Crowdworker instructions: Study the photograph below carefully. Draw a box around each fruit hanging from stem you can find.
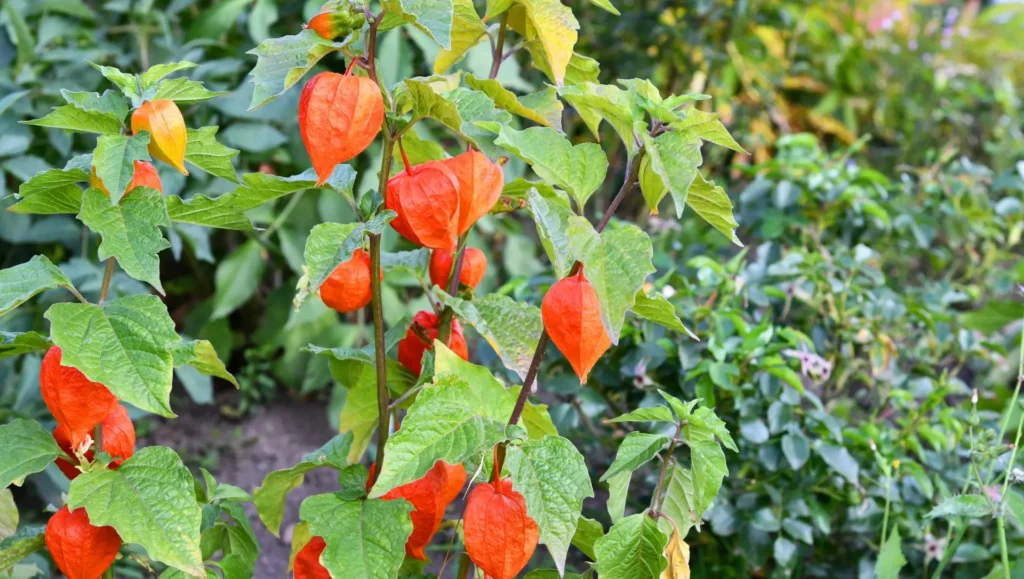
[319,248,380,313]
[40,346,119,448]
[299,66,384,185]
[305,0,365,40]
[397,310,468,376]
[131,100,188,175]
[90,160,163,198]
[464,477,539,579]
[429,247,487,289]
[541,268,612,383]
[385,142,461,251]
[45,506,121,579]
[442,150,504,235]
[54,404,135,480]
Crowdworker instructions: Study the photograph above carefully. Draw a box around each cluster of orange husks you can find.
[41,347,136,578]
[294,4,611,572]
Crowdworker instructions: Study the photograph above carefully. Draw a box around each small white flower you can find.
[660,285,676,299]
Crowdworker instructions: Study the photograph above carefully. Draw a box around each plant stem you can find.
[507,148,644,427]
[987,317,1024,485]
[369,232,389,484]
[489,12,509,80]
[880,471,892,545]
[931,524,966,579]
[260,190,305,241]
[98,258,115,304]
[651,422,683,513]
[998,517,1011,579]
[67,286,89,304]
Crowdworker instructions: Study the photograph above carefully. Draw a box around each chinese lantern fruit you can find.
[397,311,468,376]
[299,71,384,185]
[440,462,467,505]
[131,100,188,175]
[45,506,121,579]
[385,153,461,251]
[443,150,503,235]
[464,478,539,579]
[90,161,163,198]
[319,248,379,313]
[541,269,611,383]
[294,536,331,579]
[54,405,135,481]
[306,0,365,39]
[40,346,119,448]
[370,460,459,560]
[429,248,486,289]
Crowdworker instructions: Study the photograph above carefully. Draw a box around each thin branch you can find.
[489,12,510,80]
[98,258,115,305]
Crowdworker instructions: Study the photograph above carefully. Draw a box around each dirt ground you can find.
[145,399,339,579]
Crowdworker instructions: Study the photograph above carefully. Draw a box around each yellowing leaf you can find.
[661,528,691,579]
[512,0,579,86]
[434,0,487,73]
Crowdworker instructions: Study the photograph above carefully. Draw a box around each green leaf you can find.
[247,30,355,110]
[494,125,608,209]
[171,339,239,388]
[300,495,413,579]
[165,196,251,231]
[22,105,123,135]
[687,173,741,246]
[153,78,229,104]
[638,129,703,219]
[600,432,668,482]
[961,300,1024,334]
[369,372,507,497]
[0,419,60,489]
[631,291,698,340]
[505,435,594,575]
[875,527,907,579]
[606,472,629,523]
[67,446,203,575]
[926,495,994,519]
[513,0,579,86]
[334,358,384,463]
[92,133,152,203]
[3,2,33,70]
[672,109,746,153]
[781,433,809,470]
[381,249,431,282]
[141,62,197,88]
[445,87,514,159]
[88,62,140,99]
[815,444,859,485]
[436,292,542,380]
[399,78,463,133]
[78,187,170,293]
[658,463,697,537]
[570,221,656,344]
[185,127,240,183]
[45,294,179,417]
[608,406,676,424]
[60,89,130,123]
[303,212,396,295]
[0,255,77,318]
[558,83,638,152]
[210,240,267,319]
[433,0,487,73]
[254,433,352,537]
[571,516,604,560]
[593,513,668,579]
[0,526,46,572]
[681,409,729,531]
[587,0,620,15]
[0,331,51,359]
[527,188,576,278]
[383,0,455,50]
[464,74,555,128]
[10,167,88,214]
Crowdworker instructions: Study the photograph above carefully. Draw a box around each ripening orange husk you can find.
[90,161,163,197]
[386,159,461,250]
[45,506,121,579]
[299,71,384,185]
[294,536,330,579]
[541,269,612,383]
[131,100,188,175]
[40,346,119,448]
[319,248,380,313]
[54,404,135,480]
[464,477,539,579]
[397,310,468,376]
[442,150,503,235]
[429,248,486,289]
